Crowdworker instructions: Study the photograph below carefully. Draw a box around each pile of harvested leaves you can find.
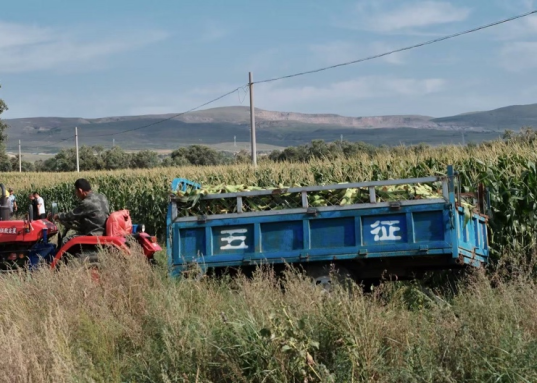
[171,182,460,217]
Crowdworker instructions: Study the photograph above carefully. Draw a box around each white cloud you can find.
[247,48,284,73]
[478,1,537,72]
[520,0,536,9]
[0,21,168,73]
[309,41,407,66]
[8,83,242,118]
[255,76,446,112]
[500,41,537,71]
[121,77,448,117]
[198,22,231,43]
[3,76,447,119]
[496,0,535,13]
[0,22,54,49]
[493,15,537,41]
[488,1,537,41]
[341,1,471,33]
[370,42,407,64]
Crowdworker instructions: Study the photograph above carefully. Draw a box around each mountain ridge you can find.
[5,106,441,129]
[4,103,537,152]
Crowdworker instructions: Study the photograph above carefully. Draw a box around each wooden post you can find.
[75,127,80,172]
[249,72,257,167]
[18,140,21,172]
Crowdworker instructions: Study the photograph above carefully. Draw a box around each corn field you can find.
[2,139,537,382]
[4,140,537,263]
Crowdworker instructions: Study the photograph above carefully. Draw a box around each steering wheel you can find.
[47,213,71,247]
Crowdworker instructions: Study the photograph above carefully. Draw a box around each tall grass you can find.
[0,250,536,382]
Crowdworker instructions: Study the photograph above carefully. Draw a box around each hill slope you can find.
[432,103,537,130]
[4,103,537,152]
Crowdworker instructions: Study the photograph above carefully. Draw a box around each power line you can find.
[10,132,76,151]
[11,85,244,151]
[32,136,75,150]
[254,9,537,84]
[90,85,246,138]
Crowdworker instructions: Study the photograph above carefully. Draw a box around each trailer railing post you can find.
[301,191,308,208]
[368,186,376,203]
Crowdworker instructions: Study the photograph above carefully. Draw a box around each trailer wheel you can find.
[306,263,354,292]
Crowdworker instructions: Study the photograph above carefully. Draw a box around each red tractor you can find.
[0,185,161,272]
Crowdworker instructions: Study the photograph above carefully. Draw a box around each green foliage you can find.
[130,149,160,169]
[9,155,35,172]
[101,146,130,170]
[38,146,102,172]
[502,127,537,144]
[234,149,252,164]
[268,139,378,162]
[31,144,241,172]
[0,85,11,171]
[171,144,230,166]
[36,145,163,172]
[173,182,442,216]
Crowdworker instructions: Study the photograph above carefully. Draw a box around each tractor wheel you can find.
[305,263,355,292]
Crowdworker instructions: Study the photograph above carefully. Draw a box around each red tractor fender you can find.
[136,232,163,257]
[50,236,130,269]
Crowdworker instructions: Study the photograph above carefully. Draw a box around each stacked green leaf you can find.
[173,182,448,217]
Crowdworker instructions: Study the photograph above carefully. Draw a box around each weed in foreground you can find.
[0,250,535,382]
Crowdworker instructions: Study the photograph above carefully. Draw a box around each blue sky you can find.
[1,0,536,119]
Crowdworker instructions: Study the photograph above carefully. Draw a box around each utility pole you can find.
[75,126,80,173]
[18,140,21,172]
[249,72,257,166]
[234,136,236,148]
[340,134,343,143]
[113,138,115,147]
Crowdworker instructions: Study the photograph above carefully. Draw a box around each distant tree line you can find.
[2,140,386,172]
[27,145,237,172]
[3,129,533,172]
[266,139,379,162]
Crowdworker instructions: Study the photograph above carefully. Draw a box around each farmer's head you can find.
[74,178,92,200]
[8,188,13,195]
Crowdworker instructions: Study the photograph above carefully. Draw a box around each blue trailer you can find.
[166,166,489,285]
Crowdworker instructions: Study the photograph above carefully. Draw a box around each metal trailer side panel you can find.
[455,206,489,267]
[168,202,463,276]
[166,167,490,278]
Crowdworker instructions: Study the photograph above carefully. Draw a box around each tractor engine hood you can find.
[0,219,58,243]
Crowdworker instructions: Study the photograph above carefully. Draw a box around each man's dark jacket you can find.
[58,192,110,235]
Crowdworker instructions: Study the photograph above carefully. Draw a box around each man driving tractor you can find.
[52,179,110,244]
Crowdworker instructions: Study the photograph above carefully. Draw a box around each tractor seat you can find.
[105,210,133,237]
